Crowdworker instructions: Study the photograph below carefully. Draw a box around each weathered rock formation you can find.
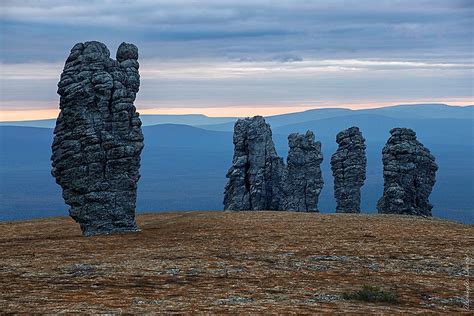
[377,128,438,216]
[330,127,366,213]
[224,116,324,211]
[223,116,285,211]
[51,41,144,236]
[283,131,324,212]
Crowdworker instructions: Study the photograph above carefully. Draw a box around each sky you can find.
[0,0,473,120]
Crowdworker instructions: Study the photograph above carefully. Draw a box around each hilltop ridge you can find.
[0,211,471,313]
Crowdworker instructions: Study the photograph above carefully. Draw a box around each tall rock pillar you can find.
[224,116,324,212]
[283,131,324,212]
[51,41,144,236]
[377,128,438,216]
[330,127,367,213]
[223,116,285,211]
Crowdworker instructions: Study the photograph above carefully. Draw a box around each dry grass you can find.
[0,211,472,313]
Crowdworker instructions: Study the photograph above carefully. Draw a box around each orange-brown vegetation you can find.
[0,211,472,313]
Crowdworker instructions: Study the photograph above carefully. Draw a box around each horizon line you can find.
[0,101,473,122]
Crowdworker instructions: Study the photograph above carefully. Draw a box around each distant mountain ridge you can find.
[0,114,238,128]
[198,103,474,131]
[0,103,472,223]
[273,114,472,145]
[1,103,472,129]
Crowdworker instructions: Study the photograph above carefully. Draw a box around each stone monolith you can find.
[377,128,438,216]
[283,131,324,212]
[330,127,366,213]
[51,41,144,236]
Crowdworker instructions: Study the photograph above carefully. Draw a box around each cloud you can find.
[0,62,63,80]
[1,0,472,63]
[1,58,471,81]
[1,57,472,112]
[1,0,472,115]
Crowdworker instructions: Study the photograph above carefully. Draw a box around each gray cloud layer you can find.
[1,0,472,112]
[2,0,473,63]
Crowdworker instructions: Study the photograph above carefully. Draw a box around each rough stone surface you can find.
[51,41,144,236]
[223,116,285,211]
[330,127,366,213]
[224,116,323,211]
[377,128,438,216]
[283,131,324,212]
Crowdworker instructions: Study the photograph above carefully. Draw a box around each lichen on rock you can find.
[377,128,438,216]
[330,127,367,213]
[51,41,144,236]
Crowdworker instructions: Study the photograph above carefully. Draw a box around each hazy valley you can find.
[1,103,473,223]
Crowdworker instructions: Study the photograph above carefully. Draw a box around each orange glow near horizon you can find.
[0,108,60,122]
[0,98,472,122]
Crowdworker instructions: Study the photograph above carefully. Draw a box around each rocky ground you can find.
[0,211,472,313]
